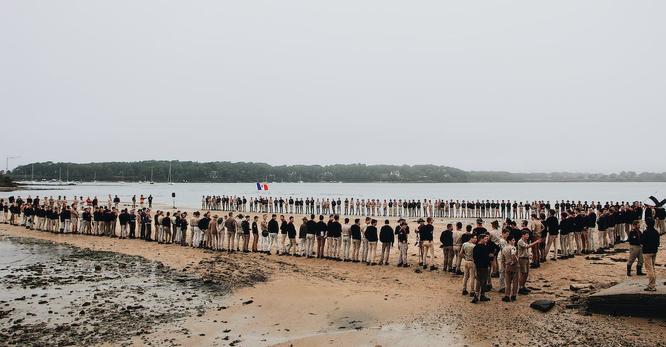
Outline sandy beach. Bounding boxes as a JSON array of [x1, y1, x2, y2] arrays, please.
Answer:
[[1, 209, 666, 347]]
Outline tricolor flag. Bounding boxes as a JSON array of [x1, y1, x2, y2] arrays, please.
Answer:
[[256, 182, 269, 191]]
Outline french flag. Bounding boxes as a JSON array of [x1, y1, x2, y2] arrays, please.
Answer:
[[256, 182, 269, 191]]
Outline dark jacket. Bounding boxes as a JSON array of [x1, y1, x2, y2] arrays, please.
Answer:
[[379, 225, 394, 243], [642, 226, 660, 254], [440, 229, 453, 247]]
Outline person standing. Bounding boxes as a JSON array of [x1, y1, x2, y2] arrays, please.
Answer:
[[365, 219, 379, 265], [642, 218, 660, 291], [298, 217, 308, 256], [328, 215, 342, 260], [501, 235, 519, 302], [472, 234, 492, 303], [316, 215, 327, 258], [421, 217, 436, 270], [267, 214, 279, 255], [379, 219, 394, 265], [279, 215, 288, 255], [305, 215, 318, 258], [517, 230, 540, 295], [460, 233, 477, 296], [626, 220, 646, 276], [361, 217, 371, 264], [225, 212, 238, 252], [251, 216, 260, 252], [440, 223, 454, 272], [341, 218, 352, 261], [241, 215, 251, 252], [396, 220, 410, 267], [286, 216, 298, 255], [261, 214, 270, 254], [350, 219, 362, 262]]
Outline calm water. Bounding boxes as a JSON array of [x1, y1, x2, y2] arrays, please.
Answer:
[[2, 182, 665, 209]]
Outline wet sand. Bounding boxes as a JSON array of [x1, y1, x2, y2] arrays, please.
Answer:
[[1, 218, 666, 346]]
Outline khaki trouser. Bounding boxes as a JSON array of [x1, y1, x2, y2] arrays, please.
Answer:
[[544, 234, 558, 260], [504, 271, 518, 296], [442, 246, 454, 270], [422, 240, 434, 266], [351, 239, 361, 261], [361, 239, 369, 263], [398, 242, 408, 265], [627, 245, 644, 268], [367, 241, 378, 263], [463, 260, 476, 292], [305, 234, 316, 257], [381, 242, 391, 263], [342, 236, 351, 260], [453, 245, 462, 270], [644, 253, 657, 290]]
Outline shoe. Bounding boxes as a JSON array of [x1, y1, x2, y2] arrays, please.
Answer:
[[637, 266, 646, 276], [455, 270, 464, 276], [510, 295, 517, 301], [644, 287, 657, 292], [371, 262, 377, 266], [384, 262, 389, 266], [627, 265, 632, 276], [462, 290, 469, 295], [366, 262, 371, 266], [518, 288, 530, 295], [471, 296, 478, 304], [498, 288, 505, 293], [480, 296, 490, 302], [422, 264, 427, 269], [470, 292, 476, 298], [429, 266, 437, 271], [397, 262, 403, 267], [378, 261, 384, 265], [501, 296, 510, 302], [486, 284, 493, 291]]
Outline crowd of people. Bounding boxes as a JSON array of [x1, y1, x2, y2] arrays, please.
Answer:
[[1, 193, 664, 300]]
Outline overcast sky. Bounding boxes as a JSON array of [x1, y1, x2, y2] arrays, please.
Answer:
[[1, 1, 664, 173]]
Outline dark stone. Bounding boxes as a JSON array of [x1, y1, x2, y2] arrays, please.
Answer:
[[530, 300, 555, 312]]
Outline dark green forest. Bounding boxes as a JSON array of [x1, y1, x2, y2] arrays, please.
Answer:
[[8, 161, 666, 183]]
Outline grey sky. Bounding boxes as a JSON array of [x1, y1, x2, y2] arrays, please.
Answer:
[[1, 1, 664, 173]]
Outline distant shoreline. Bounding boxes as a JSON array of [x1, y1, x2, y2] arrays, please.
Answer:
[[9, 161, 666, 184]]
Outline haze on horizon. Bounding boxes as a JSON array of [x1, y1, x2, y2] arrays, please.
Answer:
[[1, 1, 664, 174]]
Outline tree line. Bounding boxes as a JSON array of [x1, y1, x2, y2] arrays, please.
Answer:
[[8, 161, 666, 183]]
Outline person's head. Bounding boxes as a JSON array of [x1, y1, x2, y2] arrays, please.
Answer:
[[272, 214, 277, 220], [289, 216, 294, 222], [507, 235, 516, 245], [344, 217, 349, 224], [426, 217, 433, 224], [476, 218, 483, 226], [371, 219, 377, 226], [478, 233, 489, 244], [466, 224, 472, 233], [446, 223, 453, 231], [521, 230, 530, 240], [334, 215, 340, 221], [280, 215, 285, 221], [310, 214, 315, 220], [521, 220, 529, 228], [319, 215, 324, 221], [456, 222, 463, 230], [245, 215, 250, 220], [365, 217, 371, 224], [632, 220, 640, 230], [254, 216, 259, 221], [354, 218, 360, 225]]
